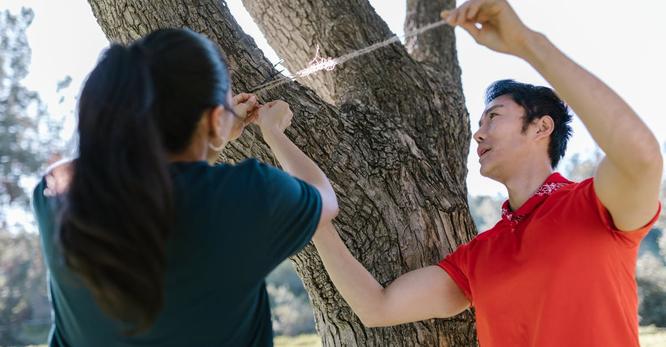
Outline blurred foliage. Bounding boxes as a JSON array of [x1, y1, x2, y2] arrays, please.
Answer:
[[0, 8, 51, 218], [468, 194, 502, 232], [0, 7, 62, 346], [0, 232, 50, 345], [267, 261, 316, 336]]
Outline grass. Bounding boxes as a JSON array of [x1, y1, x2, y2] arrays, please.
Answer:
[[275, 334, 322, 347], [639, 325, 666, 347]]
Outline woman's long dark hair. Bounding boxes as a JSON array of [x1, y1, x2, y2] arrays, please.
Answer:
[[59, 28, 232, 333]]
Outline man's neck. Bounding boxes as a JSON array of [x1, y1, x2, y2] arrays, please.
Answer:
[[503, 165, 554, 211]]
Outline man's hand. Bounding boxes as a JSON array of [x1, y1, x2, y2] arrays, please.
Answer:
[[445, 0, 662, 232], [441, 0, 533, 58]]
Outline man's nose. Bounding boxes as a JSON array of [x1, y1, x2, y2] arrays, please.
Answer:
[[473, 127, 485, 144]]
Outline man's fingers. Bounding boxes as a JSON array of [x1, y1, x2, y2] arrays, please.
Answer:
[[441, 10, 456, 26], [440, 10, 449, 20], [463, 4, 474, 22], [456, 3, 472, 25], [452, 7, 464, 26], [466, 0, 483, 22], [442, 0, 488, 26], [460, 22, 482, 42]]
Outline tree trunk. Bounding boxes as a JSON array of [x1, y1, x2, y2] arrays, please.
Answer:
[[86, 0, 478, 345]]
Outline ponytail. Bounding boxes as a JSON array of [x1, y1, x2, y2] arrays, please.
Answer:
[[60, 43, 173, 333]]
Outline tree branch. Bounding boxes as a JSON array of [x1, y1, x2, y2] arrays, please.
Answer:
[[239, 0, 471, 181], [86, 0, 471, 205], [87, 0, 343, 163], [404, 0, 461, 85], [88, 1, 285, 97], [241, 0, 426, 107]]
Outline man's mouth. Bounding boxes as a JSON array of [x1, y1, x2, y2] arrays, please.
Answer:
[[478, 148, 491, 158]]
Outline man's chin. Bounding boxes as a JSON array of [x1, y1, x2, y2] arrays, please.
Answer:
[[479, 164, 500, 181], [479, 164, 490, 177]]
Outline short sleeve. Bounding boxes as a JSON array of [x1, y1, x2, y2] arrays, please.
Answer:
[[438, 242, 473, 304], [32, 176, 56, 237], [31, 176, 60, 269], [581, 178, 661, 247], [32, 177, 47, 217], [247, 160, 322, 272]]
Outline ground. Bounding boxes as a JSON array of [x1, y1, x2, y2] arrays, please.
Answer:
[[27, 326, 666, 346], [274, 326, 666, 347]]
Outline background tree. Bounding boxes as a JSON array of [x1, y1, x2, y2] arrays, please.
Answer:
[[467, 195, 502, 232], [87, 0, 478, 345], [267, 261, 318, 336], [0, 8, 59, 345], [0, 8, 46, 217], [636, 180, 666, 327]]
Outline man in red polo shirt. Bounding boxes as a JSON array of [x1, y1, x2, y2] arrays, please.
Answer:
[[311, 0, 662, 346]]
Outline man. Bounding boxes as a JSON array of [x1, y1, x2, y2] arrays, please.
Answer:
[[311, 0, 662, 346]]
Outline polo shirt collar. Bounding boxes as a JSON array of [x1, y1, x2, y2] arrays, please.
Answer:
[[501, 172, 573, 225]]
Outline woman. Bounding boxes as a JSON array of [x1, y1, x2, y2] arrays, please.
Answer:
[[32, 28, 338, 346]]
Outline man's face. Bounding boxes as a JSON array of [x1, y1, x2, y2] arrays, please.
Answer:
[[473, 95, 534, 181]]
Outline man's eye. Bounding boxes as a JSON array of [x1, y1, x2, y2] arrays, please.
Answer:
[[489, 113, 499, 119]]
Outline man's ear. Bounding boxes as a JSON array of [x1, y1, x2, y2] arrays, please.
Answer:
[[534, 115, 555, 140], [206, 105, 225, 139]]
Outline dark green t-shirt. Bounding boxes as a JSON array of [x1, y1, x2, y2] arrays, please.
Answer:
[[32, 159, 322, 347]]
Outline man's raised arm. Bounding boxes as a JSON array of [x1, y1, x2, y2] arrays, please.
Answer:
[[443, 0, 662, 231]]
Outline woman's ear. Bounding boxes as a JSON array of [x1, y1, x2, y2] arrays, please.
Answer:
[[206, 105, 226, 139]]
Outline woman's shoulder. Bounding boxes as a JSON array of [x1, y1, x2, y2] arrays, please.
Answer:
[[217, 158, 286, 183]]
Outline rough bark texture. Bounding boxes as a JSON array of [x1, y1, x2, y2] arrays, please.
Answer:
[[405, 0, 462, 86], [86, 0, 478, 345]]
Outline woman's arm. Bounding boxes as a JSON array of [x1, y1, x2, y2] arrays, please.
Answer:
[[255, 100, 339, 225]]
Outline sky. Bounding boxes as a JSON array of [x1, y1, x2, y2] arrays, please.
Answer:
[[3, 0, 666, 198]]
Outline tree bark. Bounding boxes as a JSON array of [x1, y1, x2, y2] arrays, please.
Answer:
[[87, 0, 478, 345], [405, 0, 462, 86]]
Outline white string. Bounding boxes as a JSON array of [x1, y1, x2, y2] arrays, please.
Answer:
[[250, 18, 449, 93]]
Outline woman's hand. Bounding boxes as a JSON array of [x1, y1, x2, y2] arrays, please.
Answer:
[[232, 93, 259, 124], [252, 100, 293, 134]]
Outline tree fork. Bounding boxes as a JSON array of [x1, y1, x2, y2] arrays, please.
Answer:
[[87, 0, 478, 345]]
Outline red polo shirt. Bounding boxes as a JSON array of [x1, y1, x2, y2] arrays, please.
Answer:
[[439, 173, 660, 347]]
